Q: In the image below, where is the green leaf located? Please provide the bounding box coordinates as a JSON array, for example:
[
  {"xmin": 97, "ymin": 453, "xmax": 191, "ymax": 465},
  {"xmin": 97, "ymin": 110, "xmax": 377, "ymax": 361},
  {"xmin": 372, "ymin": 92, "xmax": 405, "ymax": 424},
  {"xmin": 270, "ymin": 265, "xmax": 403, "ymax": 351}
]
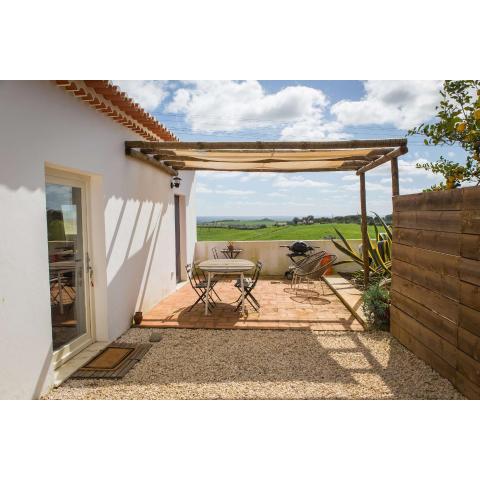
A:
[
  {"xmin": 331, "ymin": 240, "xmax": 365, "ymax": 266},
  {"xmin": 372, "ymin": 212, "xmax": 393, "ymax": 241},
  {"xmin": 333, "ymin": 227, "xmax": 353, "ymax": 251}
]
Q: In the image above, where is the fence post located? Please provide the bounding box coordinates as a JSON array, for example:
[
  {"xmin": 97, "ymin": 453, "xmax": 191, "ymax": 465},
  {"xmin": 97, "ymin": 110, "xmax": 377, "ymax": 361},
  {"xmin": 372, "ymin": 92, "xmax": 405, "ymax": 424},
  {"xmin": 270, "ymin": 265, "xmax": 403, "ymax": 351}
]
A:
[{"xmin": 391, "ymin": 157, "xmax": 400, "ymax": 196}]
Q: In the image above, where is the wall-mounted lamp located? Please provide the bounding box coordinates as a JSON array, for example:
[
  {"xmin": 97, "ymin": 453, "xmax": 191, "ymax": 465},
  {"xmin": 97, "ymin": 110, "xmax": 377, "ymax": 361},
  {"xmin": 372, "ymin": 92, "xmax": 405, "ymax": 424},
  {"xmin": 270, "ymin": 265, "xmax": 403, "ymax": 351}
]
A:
[{"xmin": 170, "ymin": 176, "xmax": 181, "ymax": 189}]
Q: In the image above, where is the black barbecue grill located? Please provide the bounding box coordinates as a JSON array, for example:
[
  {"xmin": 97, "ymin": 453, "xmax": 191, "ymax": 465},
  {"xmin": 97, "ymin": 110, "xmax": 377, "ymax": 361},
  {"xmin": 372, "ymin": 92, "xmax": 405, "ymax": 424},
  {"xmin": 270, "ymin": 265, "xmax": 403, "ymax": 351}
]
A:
[{"xmin": 280, "ymin": 242, "xmax": 317, "ymax": 279}]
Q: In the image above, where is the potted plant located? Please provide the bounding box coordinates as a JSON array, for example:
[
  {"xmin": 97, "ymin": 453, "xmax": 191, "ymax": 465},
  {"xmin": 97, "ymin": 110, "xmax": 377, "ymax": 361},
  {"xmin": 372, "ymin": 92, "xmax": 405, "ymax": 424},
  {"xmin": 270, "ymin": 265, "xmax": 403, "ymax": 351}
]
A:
[
  {"xmin": 362, "ymin": 282, "xmax": 390, "ymax": 330},
  {"xmin": 133, "ymin": 311, "xmax": 143, "ymax": 325}
]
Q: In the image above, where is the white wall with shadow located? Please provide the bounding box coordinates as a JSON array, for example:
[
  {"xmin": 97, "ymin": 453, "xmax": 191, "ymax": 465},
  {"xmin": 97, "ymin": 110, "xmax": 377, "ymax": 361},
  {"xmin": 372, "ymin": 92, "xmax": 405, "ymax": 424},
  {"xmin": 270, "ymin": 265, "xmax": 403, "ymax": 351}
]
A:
[{"xmin": 0, "ymin": 81, "xmax": 196, "ymax": 398}]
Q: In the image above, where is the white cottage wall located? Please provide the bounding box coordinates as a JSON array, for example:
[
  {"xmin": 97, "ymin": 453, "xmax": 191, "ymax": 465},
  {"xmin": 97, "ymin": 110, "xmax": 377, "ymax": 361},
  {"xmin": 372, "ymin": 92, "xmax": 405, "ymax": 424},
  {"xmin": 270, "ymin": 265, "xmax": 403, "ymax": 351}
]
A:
[{"xmin": 0, "ymin": 81, "xmax": 196, "ymax": 398}]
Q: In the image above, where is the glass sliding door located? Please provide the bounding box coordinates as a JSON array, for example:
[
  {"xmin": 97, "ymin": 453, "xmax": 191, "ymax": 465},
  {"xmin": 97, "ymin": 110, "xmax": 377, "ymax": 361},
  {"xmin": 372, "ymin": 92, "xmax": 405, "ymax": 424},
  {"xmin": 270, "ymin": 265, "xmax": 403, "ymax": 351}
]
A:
[{"xmin": 45, "ymin": 170, "xmax": 93, "ymax": 366}]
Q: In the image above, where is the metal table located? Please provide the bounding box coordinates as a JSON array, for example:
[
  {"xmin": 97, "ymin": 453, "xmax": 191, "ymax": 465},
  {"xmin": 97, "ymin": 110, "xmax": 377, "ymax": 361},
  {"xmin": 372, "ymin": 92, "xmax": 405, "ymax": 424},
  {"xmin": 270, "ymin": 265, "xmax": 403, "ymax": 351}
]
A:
[
  {"xmin": 221, "ymin": 248, "xmax": 243, "ymax": 259},
  {"xmin": 197, "ymin": 259, "xmax": 255, "ymax": 316}
]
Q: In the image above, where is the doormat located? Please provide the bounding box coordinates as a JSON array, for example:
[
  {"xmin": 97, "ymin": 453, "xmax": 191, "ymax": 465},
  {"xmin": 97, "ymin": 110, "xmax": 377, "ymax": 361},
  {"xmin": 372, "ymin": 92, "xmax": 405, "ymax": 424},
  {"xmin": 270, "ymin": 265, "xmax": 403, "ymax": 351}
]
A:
[{"xmin": 71, "ymin": 343, "xmax": 152, "ymax": 379}]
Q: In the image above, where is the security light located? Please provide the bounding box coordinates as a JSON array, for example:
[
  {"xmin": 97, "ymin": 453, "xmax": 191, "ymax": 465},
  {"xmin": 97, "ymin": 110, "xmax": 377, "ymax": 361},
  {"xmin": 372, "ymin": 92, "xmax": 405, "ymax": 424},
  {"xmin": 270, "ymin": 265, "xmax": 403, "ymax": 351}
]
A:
[{"xmin": 171, "ymin": 176, "xmax": 181, "ymax": 189}]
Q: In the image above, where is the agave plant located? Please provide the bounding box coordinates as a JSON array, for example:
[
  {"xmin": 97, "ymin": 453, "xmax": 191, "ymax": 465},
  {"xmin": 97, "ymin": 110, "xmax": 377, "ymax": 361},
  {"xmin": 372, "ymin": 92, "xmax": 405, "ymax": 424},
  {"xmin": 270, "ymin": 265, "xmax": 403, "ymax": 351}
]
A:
[{"xmin": 331, "ymin": 213, "xmax": 392, "ymax": 277}]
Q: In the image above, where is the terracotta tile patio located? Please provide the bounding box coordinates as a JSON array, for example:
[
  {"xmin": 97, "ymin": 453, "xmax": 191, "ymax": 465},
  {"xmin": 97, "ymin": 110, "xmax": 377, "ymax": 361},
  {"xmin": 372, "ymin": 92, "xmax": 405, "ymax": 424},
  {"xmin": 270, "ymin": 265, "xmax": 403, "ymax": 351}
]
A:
[{"xmin": 141, "ymin": 276, "xmax": 363, "ymax": 331}]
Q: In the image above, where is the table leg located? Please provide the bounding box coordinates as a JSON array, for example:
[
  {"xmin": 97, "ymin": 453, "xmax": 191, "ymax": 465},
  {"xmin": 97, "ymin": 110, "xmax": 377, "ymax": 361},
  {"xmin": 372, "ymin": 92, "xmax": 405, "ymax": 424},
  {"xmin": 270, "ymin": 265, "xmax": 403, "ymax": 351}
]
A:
[
  {"xmin": 205, "ymin": 272, "xmax": 211, "ymax": 316},
  {"xmin": 240, "ymin": 272, "xmax": 245, "ymax": 316}
]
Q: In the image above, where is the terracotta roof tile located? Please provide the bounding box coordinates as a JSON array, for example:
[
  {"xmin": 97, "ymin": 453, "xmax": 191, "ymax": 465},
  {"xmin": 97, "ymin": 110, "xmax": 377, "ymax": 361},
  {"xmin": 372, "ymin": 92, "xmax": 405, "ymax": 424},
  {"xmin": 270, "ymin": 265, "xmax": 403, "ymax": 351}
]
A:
[{"xmin": 55, "ymin": 80, "xmax": 177, "ymax": 142}]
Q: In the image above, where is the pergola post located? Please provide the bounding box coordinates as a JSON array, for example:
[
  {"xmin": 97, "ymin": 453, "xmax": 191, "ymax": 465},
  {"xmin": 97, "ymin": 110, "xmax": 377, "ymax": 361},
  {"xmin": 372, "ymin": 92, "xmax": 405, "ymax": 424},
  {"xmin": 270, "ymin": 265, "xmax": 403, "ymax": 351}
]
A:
[
  {"xmin": 359, "ymin": 172, "xmax": 369, "ymax": 288},
  {"xmin": 391, "ymin": 157, "xmax": 400, "ymax": 196}
]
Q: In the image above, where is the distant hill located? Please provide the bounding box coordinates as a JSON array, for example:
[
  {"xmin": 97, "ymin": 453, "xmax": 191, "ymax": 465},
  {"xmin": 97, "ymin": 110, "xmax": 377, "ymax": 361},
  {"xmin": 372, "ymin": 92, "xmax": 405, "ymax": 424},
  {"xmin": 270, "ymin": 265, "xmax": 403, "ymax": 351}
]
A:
[
  {"xmin": 197, "ymin": 215, "xmax": 293, "ymax": 224},
  {"xmin": 197, "ymin": 214, "xmax": 392, "ymax": 225}
]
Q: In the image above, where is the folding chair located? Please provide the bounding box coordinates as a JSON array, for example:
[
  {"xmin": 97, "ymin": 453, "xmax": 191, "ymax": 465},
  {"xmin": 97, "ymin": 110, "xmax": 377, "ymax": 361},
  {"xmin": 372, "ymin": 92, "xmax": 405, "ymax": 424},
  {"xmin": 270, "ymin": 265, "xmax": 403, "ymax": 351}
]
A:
[
  {"xmin": 234, "ymin": 261, "xmax": 263, "ymax": 311},
  {"xmin": 185, "ymin": 264, "xmax": 221, "ymax": 312}
]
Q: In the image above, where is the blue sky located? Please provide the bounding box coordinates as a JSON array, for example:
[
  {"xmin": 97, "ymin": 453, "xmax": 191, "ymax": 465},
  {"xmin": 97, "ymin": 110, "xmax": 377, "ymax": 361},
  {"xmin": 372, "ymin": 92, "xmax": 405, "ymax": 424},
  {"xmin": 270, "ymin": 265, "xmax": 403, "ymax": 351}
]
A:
[{"xmin": 116, "ymin": 80, "xmax": 466, "ymax": 216}]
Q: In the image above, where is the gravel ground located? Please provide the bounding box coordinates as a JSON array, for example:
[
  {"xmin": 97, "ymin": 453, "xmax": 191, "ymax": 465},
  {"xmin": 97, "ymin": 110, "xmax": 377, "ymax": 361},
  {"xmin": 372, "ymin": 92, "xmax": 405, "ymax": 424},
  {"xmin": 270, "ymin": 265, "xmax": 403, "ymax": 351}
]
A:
[{"xmin": 43, "ymin": 328, "xmax": 463, "ymax": 400}]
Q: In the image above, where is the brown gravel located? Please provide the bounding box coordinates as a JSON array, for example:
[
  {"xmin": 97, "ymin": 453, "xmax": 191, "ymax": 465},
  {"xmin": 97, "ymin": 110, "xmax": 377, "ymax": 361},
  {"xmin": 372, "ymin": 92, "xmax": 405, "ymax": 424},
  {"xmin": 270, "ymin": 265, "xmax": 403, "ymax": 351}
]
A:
[{"xmin": 43, "ymin": 328, "xmax": 463, "ymax": 400}]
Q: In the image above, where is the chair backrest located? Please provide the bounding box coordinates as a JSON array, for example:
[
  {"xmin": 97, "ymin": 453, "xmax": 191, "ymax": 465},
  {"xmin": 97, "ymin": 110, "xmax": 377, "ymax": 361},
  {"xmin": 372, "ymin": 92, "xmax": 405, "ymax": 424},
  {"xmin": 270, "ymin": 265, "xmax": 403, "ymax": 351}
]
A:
[
  {"xmin": 249, "ymin": 260, "xmax": 263, "ymax": 290},
  {"xmin": 186, "ymin": 263, "xmax": 204, "ymax": 287},
  {"xmin": 185, "ymin": 263, "xmax": 196, "ymax": 288},
  {"xmin": 309, "ymin": 254, "xmax": 337, "ymax": 278},
  {"xmin": 293, "ymin": 250, "xmax": 326, "ymax": 274},
  {"xmin": 212, "ymin": 247, "xmax": 219, "ymax": 259}
]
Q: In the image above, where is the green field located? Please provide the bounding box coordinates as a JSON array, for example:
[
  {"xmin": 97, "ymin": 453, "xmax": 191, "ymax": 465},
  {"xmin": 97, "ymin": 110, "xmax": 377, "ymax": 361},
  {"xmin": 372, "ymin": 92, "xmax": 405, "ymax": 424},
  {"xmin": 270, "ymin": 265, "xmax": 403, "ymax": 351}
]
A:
[{"xmin": 197, "ymin": 223, "xmax": 377, "ymax": 241}]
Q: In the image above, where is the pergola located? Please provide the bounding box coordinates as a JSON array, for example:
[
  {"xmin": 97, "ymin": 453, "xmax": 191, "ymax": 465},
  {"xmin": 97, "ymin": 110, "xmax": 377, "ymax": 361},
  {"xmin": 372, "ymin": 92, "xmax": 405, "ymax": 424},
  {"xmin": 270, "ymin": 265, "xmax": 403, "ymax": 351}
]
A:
[{"xmin": 125, "ymin": 138, "xmax": 408, "ymax": 287}]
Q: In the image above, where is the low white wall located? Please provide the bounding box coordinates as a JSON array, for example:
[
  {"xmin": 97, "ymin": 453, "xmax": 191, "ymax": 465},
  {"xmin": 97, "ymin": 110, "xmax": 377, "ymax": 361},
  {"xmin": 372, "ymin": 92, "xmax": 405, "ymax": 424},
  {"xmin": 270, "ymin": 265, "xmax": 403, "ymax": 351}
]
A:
[
  {"xmin": 195, "ymin": 240, "xmax": 362, "ymax": 276},
  {"xmin": 0, "ymin": 81, "xmax": 196, "ymax": 398}
]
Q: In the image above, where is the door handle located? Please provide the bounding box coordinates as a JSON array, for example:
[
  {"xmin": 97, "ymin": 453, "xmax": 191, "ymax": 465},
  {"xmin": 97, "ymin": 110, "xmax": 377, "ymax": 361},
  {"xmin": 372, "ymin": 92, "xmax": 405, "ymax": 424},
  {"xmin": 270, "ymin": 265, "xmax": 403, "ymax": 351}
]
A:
[{"xmin": 87, "ymin": 252, "xmax": 94, "ymax": 287}]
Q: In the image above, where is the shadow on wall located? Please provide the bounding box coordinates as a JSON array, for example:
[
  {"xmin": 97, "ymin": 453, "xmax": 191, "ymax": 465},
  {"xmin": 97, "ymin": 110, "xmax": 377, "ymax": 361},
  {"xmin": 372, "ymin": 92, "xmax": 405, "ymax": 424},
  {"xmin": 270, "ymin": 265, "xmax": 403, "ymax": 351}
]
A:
[
  {"xmin": 105, "ymin": 195, "xmax": 170, "ymax": 331},
  {"xmin": 0, "ymin": 168, "xmax": 177, "ymax": 346}
]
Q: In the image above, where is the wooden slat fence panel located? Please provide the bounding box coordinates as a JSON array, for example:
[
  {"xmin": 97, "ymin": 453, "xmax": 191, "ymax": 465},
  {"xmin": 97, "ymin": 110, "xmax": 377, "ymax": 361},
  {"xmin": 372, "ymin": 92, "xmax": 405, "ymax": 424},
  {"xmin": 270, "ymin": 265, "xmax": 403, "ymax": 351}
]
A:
[
  {"xmin": 390, "ymin": 290, "xmax": 457, "ymax": 345},
  {"xmin": 393, "ymin": 228, "xmax": 461, "ymax": 255},
  {"xmin": 391, "ymin": 186, "xmax": 480, "ymax": 399}
]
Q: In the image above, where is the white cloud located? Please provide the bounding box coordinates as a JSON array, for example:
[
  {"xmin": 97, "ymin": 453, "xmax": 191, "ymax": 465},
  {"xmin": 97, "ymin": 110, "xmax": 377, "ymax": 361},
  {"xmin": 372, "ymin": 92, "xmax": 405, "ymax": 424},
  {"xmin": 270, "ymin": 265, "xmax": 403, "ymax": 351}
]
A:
[
  {"xmin": 165, "ymin": 80, "xmax": 337, "ymax": 137},
  {"xmin": 196, "ymin": 182, "xmax": 213, "ymax": 193},
  {"xmin": 239, "ymin": 172, "xmax": 279, "ymax": 183},
  {"xmin": 398, "ymin": 158, "xmax": 442, "ymax": 178},
  {"xmin": 341, "ymin": 181, "xmax": 391, "ymax": 193},
  {"xmin": 280, "ymin": 118, "xmax": 350, "ymax": 140},
  {"xmin": 267, "ymin": 192, "xmax": 288, "ymax": 197},
  {"xmin": 229, "ymin": 200, "xmax": 314, "ymax": 207},
  {"xmin": 331, "ymin": 80, "xmax": 442, "ymax": 130},
  {"xmin": 341, "ymin": 174, "xmax": 358, "ymax": 182},
  {"xmin": 196, "ymin": 182, "xmax": 255, "ymax": 195},
  {"xmin": 196, "ymin": 171, "xmax": 244, "ymax": 179},
  {"xmin": 285, "ymin": 201, "xmax": 315, "ymax": 207},
  {"xmin": 273, "ymin": 174, "xmax": 331, "ymax": 189},
  {"xmin": 380, "ymin": 176, "xmax": 414, "ymax": 184},
  {"xmin": 340, "ymin": 178, "xmax": 415, "ymax": 193},
  {"xmin": 113, "ymin": 80, "xmax": 168, "ymax": 111},
  {"xmin": 365, "ymin": 157, "xmax": 440, "ymax": 179},
  {"xmin": 216, "ymin": 188, "xmax": 255, "ymax": 196}
]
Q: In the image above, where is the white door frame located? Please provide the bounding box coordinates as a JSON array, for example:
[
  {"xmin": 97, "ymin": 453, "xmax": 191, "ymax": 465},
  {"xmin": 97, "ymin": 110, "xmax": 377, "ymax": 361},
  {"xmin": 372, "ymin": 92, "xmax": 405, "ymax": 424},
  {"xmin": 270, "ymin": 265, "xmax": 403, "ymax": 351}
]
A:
[{"xmin": 46, "ymin": 168, "xmax": 96, "ymax": 368}]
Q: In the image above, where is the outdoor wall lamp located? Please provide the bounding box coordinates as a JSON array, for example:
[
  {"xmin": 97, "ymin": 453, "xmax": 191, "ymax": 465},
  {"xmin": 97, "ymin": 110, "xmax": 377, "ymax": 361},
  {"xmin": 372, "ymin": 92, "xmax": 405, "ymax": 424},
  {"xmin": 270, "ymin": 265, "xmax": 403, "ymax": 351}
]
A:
[{"xmin": 171, "ymin": 176, "xmax": 181, "ymax": 189}]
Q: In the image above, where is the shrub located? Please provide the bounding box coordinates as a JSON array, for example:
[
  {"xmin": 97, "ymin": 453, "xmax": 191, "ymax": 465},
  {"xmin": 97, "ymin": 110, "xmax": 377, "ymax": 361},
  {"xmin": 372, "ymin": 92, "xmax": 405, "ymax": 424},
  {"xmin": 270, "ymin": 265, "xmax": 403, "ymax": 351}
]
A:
[
  {"xmin": 331, "ymin": 212, "xmax": 392, "ymax": 279},
  {"xmin": 408, "ymin": 80, "xmax": 480, "ymax": 190},
  {"xmin": 362, "ymin": 282, "xmax": 390, "ymax": 330}
]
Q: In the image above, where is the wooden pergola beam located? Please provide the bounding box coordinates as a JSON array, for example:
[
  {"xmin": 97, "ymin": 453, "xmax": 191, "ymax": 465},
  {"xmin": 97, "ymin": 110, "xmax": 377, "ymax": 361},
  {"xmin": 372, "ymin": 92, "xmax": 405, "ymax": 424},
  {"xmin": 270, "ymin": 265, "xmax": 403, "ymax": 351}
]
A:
[
  {"xmin": 153, "ymin": 154, "xmax": 375, "ymax": 164},
  {"xmin": 125, "ymin": 139, "xmax": 407, "ymax": 151},
  {"xmin": 126, "ymin": 147, "xmax": 178, "ymax": 176},
  {"xmin": 173, "ymin": 165, "xmax": 364, "ymax": 172},
  {"xmin": 134, "ymin": 146, "xmax": 393, "ymax": 157},
  {"xmin": 391, "ymin": 157, "xmax": 400, "ymax": 196},
  {"xmin": 356, "ymin": 146, "xmax": 408, "ymax": 174}
]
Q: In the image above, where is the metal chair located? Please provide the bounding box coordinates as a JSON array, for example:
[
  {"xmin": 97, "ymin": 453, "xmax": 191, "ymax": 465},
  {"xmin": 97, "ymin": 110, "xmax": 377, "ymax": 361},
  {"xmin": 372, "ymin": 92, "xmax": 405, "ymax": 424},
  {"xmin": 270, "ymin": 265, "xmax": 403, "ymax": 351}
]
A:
[
  {"xmin": 287, "ymin": 250, "xmax": 326, "ymax": 278},
  {"xmin": 194, "ymin": 262, "xmax": 222, "ymax": 302},
  {"xmin": 185, "ymin": 263, "xmax": 221, "ymax": 312},
  {"xmin": 212, "ymin": 247, "xmax": 219, "ymax": 259},
  {"xmin": 234, "ymin": 261, "xmax": 263, "ymax": 311},
  {"xmin": 291, "ymin": 254, "xmax": 337, "ymax": 295}
]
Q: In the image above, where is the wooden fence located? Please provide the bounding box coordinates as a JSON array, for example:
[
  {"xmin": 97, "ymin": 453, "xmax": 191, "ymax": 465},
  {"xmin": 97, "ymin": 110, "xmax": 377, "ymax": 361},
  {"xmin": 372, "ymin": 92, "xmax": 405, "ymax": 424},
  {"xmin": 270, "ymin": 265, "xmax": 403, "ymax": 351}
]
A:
[{"xmin": 390, "ymin": 186, "xmax": 480, "ymax": 399}]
